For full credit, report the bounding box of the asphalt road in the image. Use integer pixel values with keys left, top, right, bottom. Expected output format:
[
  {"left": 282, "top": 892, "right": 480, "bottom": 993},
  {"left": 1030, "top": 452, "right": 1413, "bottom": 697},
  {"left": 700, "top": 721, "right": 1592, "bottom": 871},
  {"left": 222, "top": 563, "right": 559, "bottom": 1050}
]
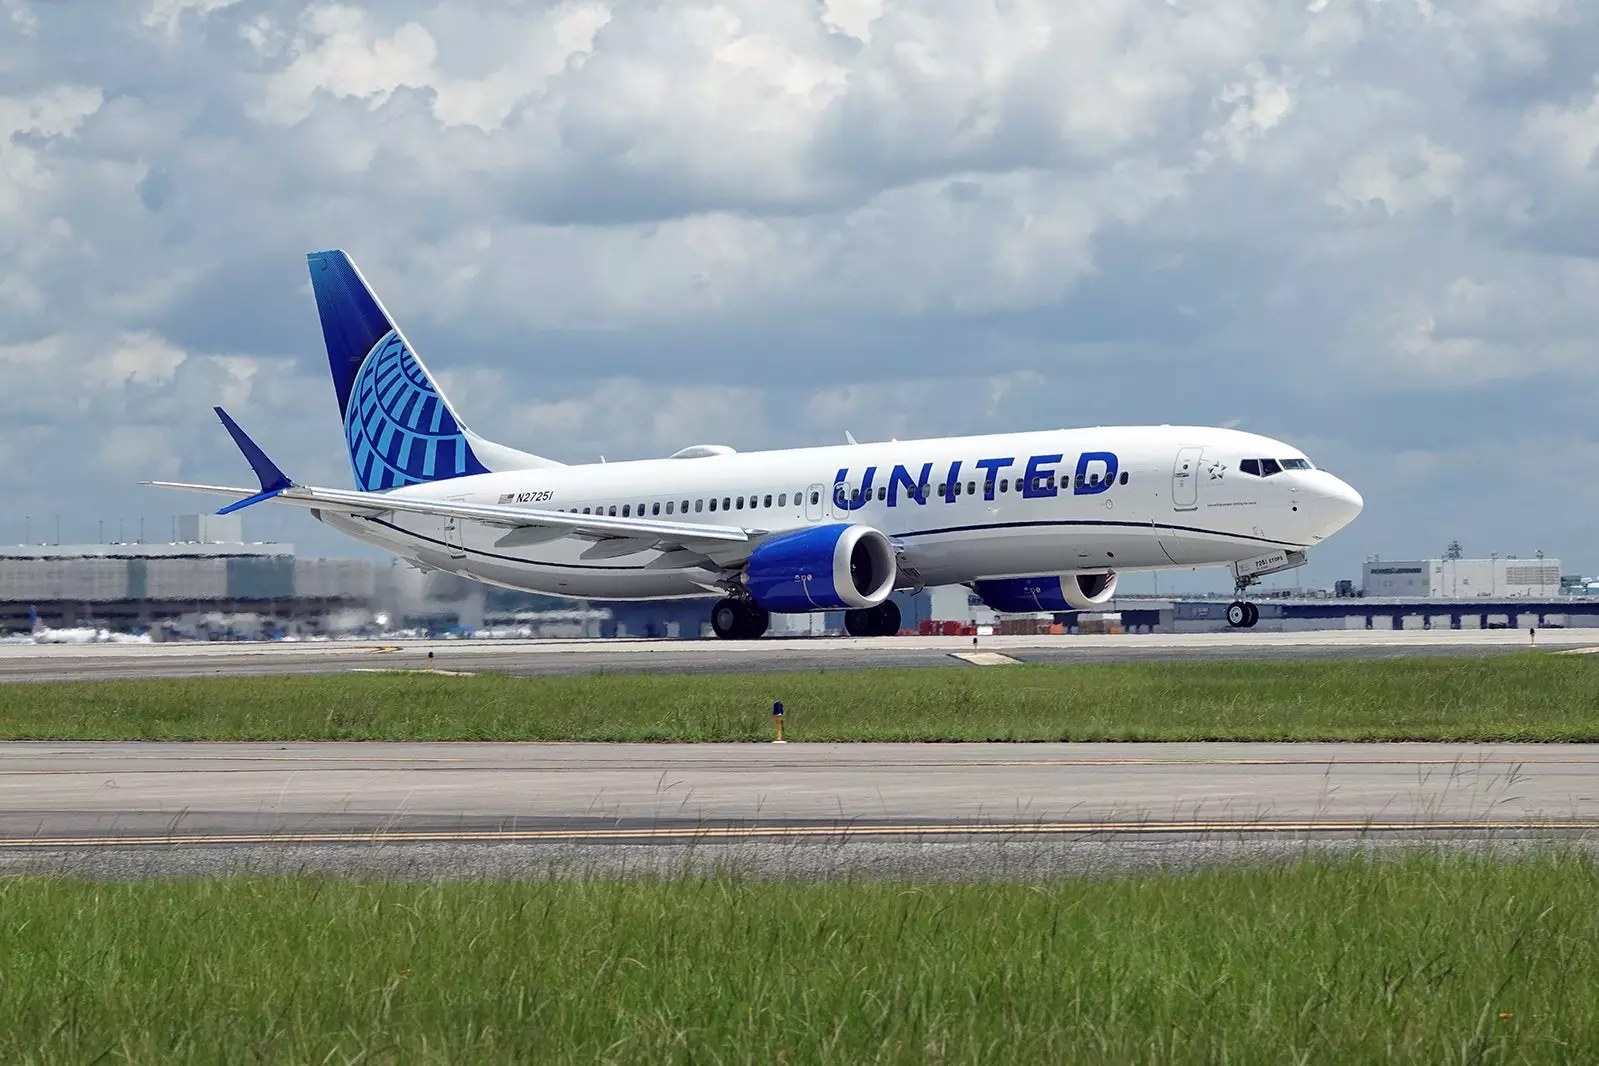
[{"left": 0, "top": 627, "right": 1587, "bottom": 682}]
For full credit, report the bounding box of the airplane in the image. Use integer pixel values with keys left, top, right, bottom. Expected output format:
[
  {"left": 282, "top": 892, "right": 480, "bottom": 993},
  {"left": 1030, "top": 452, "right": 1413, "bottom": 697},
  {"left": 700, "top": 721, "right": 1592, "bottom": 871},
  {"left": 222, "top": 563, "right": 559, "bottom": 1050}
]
[
  {"left": 27, "top": 607, "right": 151, "bottom": 645},
  {"left": 148, "top": 249, "right": 1363, "bottom": 639}
]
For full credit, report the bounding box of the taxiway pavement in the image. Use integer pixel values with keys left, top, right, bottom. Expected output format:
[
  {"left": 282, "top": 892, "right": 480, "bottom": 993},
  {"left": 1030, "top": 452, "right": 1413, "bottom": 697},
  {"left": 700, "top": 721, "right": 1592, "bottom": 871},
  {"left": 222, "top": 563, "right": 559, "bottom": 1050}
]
[{"left": 0, "top": 627, "right": 1586, "bottom": 682}]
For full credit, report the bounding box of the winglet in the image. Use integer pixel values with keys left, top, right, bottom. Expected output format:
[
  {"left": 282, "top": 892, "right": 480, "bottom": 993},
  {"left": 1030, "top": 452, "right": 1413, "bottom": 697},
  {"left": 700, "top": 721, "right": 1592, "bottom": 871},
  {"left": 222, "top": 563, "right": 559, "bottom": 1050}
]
[{"left": 214, "top": 406, "right": 293, "bottom": 514}]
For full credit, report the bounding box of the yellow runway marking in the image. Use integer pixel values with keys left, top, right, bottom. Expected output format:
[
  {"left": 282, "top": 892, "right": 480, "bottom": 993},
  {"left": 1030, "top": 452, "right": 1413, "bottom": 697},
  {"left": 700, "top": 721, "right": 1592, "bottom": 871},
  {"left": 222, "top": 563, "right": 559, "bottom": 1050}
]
[{"left": 3, "top": 820, "right": 1599, "bottom": 849}]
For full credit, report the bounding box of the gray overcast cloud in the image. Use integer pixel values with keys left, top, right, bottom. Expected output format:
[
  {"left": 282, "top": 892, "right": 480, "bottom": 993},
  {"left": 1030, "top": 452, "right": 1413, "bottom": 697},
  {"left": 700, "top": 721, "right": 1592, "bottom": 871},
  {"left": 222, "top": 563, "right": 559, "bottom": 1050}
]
[{"left": 3, "top": 0, "right": 1597, "bottom": 586}]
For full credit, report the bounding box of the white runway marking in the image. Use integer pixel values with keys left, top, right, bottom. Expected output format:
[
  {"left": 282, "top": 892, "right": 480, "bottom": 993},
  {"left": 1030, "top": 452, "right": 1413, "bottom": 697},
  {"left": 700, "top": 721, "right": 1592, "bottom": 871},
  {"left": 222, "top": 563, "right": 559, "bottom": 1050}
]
[{"left": 948, "top": 651, "right": 1021, "bottom": 666}]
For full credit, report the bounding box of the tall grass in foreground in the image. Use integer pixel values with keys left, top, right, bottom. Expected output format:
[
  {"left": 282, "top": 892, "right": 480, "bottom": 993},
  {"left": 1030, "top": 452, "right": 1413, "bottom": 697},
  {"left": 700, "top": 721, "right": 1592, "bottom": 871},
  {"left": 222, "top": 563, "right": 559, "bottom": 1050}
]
[
  {"left": 1, "top": 853, "right": 1597, "bottom": 1063},
  {"left": 3, "top": 653, "right": 1599, "bottom": 741}
]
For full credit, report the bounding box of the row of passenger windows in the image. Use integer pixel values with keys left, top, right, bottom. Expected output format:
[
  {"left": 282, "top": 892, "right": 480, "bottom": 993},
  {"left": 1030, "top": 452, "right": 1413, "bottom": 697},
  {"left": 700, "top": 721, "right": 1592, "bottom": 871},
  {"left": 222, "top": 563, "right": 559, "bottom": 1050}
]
[
  {"left": 1240, "top": 457, "right": 1314, "bottom": 477},
  {"left": 558, "top": 491, "right": 818, "bottom": 518},
  {"left": 553, "top": 470, "right": 1130, "bottom": 518}
]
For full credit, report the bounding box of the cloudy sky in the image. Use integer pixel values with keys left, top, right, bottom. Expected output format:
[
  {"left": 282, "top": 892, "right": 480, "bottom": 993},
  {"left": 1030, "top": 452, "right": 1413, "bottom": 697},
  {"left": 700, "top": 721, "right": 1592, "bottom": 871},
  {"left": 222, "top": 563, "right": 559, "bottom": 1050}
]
[{"left": 3, "top": 0, "right": 1597, "bottom": 588}]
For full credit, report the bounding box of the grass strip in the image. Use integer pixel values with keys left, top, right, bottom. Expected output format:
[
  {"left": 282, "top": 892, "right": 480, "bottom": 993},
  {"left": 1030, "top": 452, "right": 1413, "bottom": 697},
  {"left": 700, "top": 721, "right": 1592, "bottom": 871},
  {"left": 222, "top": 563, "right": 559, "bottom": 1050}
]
[
  {"left": 1, "top": 853, "right": 1596, "bottom": 1063},
  {"left": 1, "top": 654, "right": 1597, "bottom": 741}
]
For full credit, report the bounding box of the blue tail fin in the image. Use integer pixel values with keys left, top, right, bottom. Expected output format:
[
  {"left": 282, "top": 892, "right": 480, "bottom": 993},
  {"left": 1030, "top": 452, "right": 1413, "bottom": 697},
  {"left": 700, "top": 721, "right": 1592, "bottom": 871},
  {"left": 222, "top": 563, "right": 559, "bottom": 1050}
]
[{"left": 307, "top": 250, "right": 493, "bottom": 491}]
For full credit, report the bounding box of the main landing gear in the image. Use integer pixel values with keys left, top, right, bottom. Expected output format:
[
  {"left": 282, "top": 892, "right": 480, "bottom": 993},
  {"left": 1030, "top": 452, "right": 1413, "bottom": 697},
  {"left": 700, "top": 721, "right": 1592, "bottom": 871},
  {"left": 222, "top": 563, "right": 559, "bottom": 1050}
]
[
  {"left": 844, "top": 600, "right": 901, "bottom": 638},
  {"left": 711, "top": 598, "right": 770, "bottom": 640}
]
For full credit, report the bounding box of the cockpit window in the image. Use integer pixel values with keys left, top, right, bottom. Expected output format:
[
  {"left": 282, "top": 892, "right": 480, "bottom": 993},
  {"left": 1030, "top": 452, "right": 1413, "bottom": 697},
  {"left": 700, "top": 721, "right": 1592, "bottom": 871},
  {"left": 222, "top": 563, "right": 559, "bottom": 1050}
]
[
  {"left": 1280, "top": 458, "right": 1312, "bottom": 470},
  {"left": 1240, "top": 459, "right": 1261, "bottom": 476},
  {"left": 1259, "top": 459, "right": 1282, "bottom": 476}
]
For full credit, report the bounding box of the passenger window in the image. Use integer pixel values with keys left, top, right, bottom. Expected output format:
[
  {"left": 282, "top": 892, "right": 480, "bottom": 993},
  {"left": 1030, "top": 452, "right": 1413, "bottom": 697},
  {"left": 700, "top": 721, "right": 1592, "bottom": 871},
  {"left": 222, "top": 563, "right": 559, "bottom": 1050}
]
[
  {"left": 695, "top": 500, "right": 703, "bottom": 512},
  {"left": 736, "top": 496, "right": 744, "bottom": 510},
  {"left": 810, "top": 490, "right": 820, "bottom": 505},
  {"left": 709, "top": 498, "right": 718, "bottom": 512},
  {"left": 1089, "top": 474, "right": 1100, "bottom": 486},
  {"left": 723, "top": 497, "right": 731, "bottom": 510},
  {"left": 665, "top": 501, "right": 674, "bottom": 514},
  {"left": 984, "top": 480, "right": 993, "bottom": 495},
  {"left": 764, "top": 494, "right": 772, "bottom": 507},
  {"left": 968, "top": 481, "right": 976, "bottom": 495},
  {"left": 652, "top": 502, "right": 660, "bottom": 516},
  {"left": 1000, "top": 479, "right": 1008, "bottom": 493},
  {"left": 953, "top": 482, "right": 962, "bottom": 496},
  {"left": 1119, "top": 471, "right": 1128, "bottom": 485},
  {"left": 622, "top": 504, "right": 631, "bottom": 517},
  {"left": 778, "top": 493, "right": 786, "bottom": 507},
  {"left": 938, "top": 483, "right": 947, "bottom": 496},
  {"left": 582, "top": 507, "right": 591, "bottom": 514},
  {"left": 877, "top": 486, "right": 887, "bottom": 501}
]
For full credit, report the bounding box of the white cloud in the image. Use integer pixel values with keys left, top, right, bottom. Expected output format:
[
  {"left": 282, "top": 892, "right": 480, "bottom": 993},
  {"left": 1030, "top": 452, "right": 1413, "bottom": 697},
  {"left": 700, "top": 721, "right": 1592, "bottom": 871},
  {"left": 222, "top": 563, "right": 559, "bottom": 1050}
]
[
  {"left": 142, "top": 0, "right": 242, "bottom": 34},
  {"left": 88, "top": 331, "right": 188, "bottom": 388},
  {"left": 1330, "top": 136, "right": 1465, "bottom": 214},
  {"left": 1522, "top": 79, "right": 1599, "bottom": 173}
]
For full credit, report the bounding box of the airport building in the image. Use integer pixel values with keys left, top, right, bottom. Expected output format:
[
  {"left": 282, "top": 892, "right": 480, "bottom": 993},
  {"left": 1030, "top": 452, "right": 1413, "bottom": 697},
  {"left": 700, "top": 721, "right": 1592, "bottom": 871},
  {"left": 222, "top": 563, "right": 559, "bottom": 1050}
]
[
  {"left": 5, "top": 515, "right": 1597, "bottom": 638},
  {"left": 0, "top": 514, "right": 376, "bottom": 634},
  {"left": 1362, "top": 556, "right": 1562, "bottom": 599}
]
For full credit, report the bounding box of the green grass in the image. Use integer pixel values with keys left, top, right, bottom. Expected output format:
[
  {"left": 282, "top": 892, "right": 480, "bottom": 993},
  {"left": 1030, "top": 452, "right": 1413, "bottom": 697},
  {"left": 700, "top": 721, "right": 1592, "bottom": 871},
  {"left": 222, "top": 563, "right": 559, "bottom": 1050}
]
[
  {"left": 2, "top": 654, "right": 1598, "bottom": 741},
  {"left": 2, "top": 854, "right": 1597, "bottom": 1063}
]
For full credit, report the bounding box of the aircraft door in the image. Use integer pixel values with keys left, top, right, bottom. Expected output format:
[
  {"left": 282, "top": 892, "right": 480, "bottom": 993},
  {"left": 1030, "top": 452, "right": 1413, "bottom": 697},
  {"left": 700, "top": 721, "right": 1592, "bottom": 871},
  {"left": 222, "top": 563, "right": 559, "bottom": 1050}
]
[
  {"left": 804, "top": 483, "right": 826, "bottom": 522},
  {"left": 1171, "top": 446, "right": 1203, "bottom": 512},
  {"left": 443, "top": 515, "right": 466, "bottom": 559}
]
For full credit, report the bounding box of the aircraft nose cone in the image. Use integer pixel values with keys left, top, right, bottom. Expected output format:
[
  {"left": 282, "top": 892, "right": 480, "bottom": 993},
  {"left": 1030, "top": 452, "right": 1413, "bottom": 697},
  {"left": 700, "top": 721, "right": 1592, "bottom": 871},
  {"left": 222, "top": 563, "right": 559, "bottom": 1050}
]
[{"left": 1309, "top": 474, "right": 1363, "bottom": 538}]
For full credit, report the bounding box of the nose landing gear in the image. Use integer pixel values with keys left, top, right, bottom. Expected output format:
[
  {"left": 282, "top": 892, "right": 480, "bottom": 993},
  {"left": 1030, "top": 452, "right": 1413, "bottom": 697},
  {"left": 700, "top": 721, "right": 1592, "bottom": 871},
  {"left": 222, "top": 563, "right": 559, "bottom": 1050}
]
[{"left": 1227, "top": 573, "right": 1260, "bottom": 629}]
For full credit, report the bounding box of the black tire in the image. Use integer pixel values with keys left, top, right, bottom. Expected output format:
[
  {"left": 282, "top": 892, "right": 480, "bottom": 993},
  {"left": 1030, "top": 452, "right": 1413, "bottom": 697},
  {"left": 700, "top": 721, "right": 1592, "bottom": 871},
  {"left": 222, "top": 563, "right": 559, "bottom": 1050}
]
[
  {"left": 1226, "top": 601, "right": 1249, "bottom": 628},
  {"left": 741, "top": 605, "right": 771, "bottom": 640},
  {"left": 1243, "top": 602, "right": 1260, "bottom": 628},
  {"left": 873, "top": 599, "right": 901, "bottom": 636},
  {"left": 711, "top": 599, "right": 742, "bottom": 640},
  {"left": 843, "top": 608, "right": 872, "bottom": 637}
]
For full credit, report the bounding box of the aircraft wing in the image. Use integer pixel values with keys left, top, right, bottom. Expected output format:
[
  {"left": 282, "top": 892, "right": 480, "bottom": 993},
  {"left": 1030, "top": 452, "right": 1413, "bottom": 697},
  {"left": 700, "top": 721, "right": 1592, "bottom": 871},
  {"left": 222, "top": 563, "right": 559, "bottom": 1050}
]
[
  {"left": 144, "top": 406, "right": 754, "bottom": 555},
  {"left": 145, "top": 480, "right": 753, "bottom": 548}
]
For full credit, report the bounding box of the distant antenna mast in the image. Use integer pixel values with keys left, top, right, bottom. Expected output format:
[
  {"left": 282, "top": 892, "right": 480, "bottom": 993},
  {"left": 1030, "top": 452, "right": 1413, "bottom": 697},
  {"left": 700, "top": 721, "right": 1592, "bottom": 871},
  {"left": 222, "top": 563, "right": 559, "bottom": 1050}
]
[{"left": 1444, "top": 540, "right": 1463, "bottom": 560}]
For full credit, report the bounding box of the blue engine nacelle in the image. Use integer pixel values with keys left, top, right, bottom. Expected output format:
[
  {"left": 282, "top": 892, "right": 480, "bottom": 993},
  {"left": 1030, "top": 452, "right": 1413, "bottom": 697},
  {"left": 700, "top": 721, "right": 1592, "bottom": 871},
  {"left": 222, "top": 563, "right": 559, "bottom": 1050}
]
[
  {"left": 743, "top": 524, "right": 898, "bottom": 612},
  {"left": 971, "top": 572, "right": 1119, "bottom": 613}
]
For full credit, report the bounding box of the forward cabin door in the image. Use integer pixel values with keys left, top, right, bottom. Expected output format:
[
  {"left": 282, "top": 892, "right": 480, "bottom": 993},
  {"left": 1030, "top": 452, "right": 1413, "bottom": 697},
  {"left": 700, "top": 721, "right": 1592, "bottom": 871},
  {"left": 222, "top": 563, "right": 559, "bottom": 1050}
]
[{"left": 1170, "top": 446, "right": 1203, "bottom": 512}]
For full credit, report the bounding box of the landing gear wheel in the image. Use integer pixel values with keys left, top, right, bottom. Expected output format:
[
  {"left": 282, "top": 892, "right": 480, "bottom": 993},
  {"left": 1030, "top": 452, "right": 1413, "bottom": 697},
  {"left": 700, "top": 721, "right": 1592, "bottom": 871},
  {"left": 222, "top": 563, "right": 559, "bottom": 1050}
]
[
  {"left": 741, "top": 604, "right": 770, "bottom": 639},
  {"left": 1226, "top": 601, "right": 1251, "bottom": 629},
  {"left": 1244, "top": 602, "right": 1259, "bottom": 628},
  {"left": 711, "top": 599, "right": 770, "bottom": 640},
  {"left": 844, "top": 600, "right": 901, "bottom": 637}
]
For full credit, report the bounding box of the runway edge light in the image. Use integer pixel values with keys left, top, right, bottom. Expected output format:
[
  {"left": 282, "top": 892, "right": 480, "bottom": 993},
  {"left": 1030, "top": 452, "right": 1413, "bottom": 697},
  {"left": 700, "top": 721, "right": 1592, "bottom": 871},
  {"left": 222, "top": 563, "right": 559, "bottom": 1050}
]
[{"left": 772, "top": 701, "right": 785, "bottom": 744}]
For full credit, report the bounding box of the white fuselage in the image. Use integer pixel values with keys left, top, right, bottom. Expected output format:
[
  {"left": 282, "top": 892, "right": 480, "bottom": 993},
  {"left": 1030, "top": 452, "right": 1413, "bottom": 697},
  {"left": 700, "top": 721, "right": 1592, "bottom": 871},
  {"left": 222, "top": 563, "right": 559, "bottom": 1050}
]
[{"left": 317, "top": 425, "right": 1363, "bottom": 601}]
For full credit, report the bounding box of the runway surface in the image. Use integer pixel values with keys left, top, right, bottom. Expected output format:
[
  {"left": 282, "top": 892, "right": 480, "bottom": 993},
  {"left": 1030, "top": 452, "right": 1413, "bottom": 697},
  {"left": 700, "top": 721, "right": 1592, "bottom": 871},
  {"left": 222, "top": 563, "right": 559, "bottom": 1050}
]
[
  {"left": 4, "top": 741, "right": 1596, "bottom": 843},
  {"left": 5, "top": 739, "right": 1594, "bottom": 877},
  {"left": 0, "top": 627, "right": 1588, "bottom": 682}
]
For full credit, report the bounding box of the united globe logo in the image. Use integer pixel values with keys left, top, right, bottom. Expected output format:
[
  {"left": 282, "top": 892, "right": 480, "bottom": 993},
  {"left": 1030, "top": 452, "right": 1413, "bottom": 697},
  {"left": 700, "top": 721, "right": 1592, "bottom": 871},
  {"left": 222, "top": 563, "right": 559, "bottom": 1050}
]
[{"left": 343, "top": 330, "right": 485, "bottom": 490}]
